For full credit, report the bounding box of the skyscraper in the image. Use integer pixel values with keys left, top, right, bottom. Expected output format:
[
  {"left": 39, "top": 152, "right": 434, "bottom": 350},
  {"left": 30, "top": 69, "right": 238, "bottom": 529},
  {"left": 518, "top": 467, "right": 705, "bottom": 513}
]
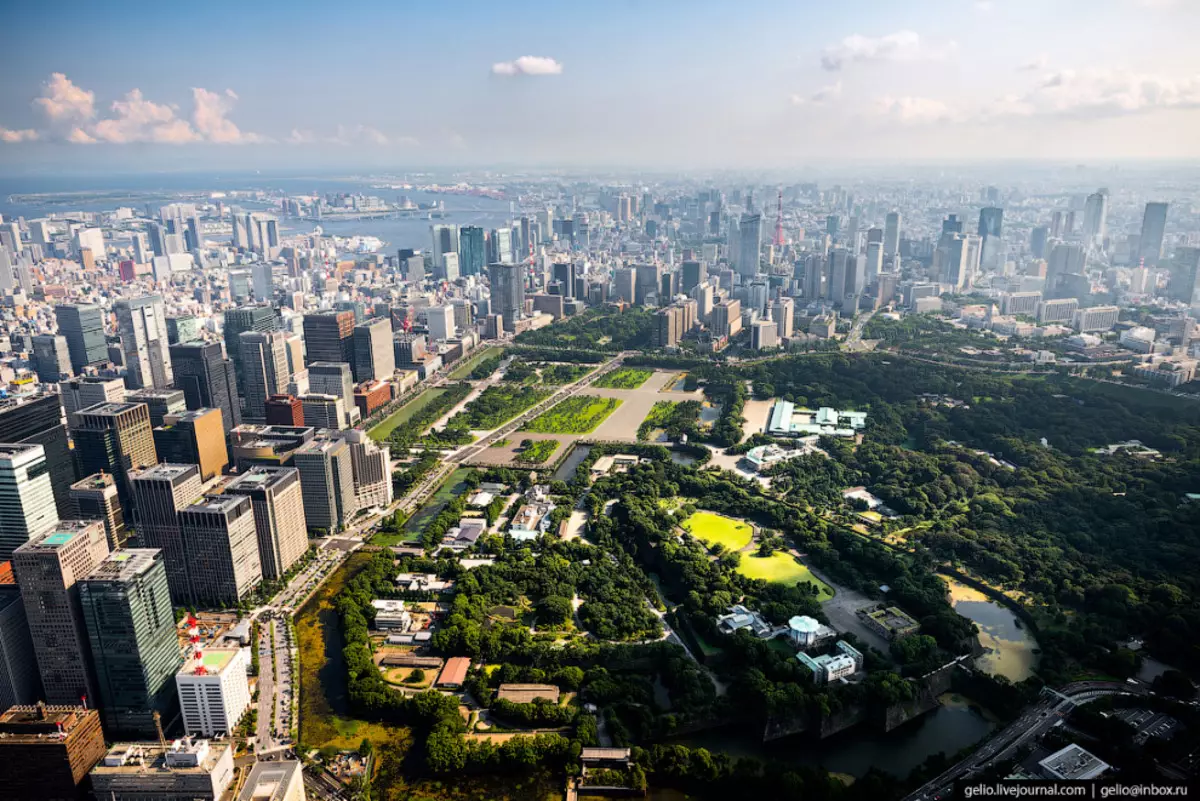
[
  {"left": 737, "top": 213, "right": 762, "bottom": 278},
  {"left": 0, "top": 444, "right": 59, "bottom": 561},
  {"left": 79, "top": 549, "right": 184, "bottom": 737},
  {"left": 883, "top": 212, "right": 901, "bottom": 258},
  {"left": 0, "top": 587, "right": 40, "bottom": 711},
  {"left": 1083, "top": 189, "right": 1109, "bottom": 245},
  {"left": 114, "top": 295, "right": 173, "bottom": 390},
  {"left": 179, "top": 494, "right": 263, "bottom": 607},
  {"left": 459, "top": 225, "right": 486, "bottom": 276},
  {"left": 303, "top": 311, "right": 356, "bottom": 365},
  {"left": 54, "top": 304, "right": 108, "bottom": 372},
  {"left": 1139, "top": 202, "right": 1169, "bottom": 266},
  {"left": 978, "top": 207, "right": 1003, "bottom": 239},
  {"left": 129, "top": 464, "right": 202, "bottom": 605},
  {"left": 680, "top": 260, "right": 706, "bottom": 294},
  {"left": 488, "top": 262, "right": 524, "bottom": 333},
  {"left": 225, "top": 466, "right": 308, "bottom": 581},
  {"left": 69, "top": 473, "right": 127, "bottom": 551},
  {"left": 170, "top": 341, "right": 240, "bottom": 434},
  {"left": 353, "top": 318, "right": 395, "bottom": 382},
  {"left": 431, "top": 224, "right": 459, "bottom": 269},
  {"left": 223, "top": 305, "right": 277, "bottom": 389},
  {"left": 127, "top": 387, "right": 187, "bottom": 428},
  {"left": 0, "top": 705, "right": 107, "bottom": 801},
  {"left": 74, "top": 402, "right": 158, "bottom": 511},
  {"left": 13, "top": 520, "right": 111, "bottom": 705},
  {"left": 0, "top": 393, "right": 75, "bottom": 517},
  {"left": 293, "top": 437, "right": 355, "bottom": 532},
  {"left": 30, "top": 335, "right": 73, "bottom": 383},
  {"left": 239, "top": 330, "right": 291, "bottom": 421},
  {"left": 343, "top": 430, "right": 393, "bottom": 511},
  {"left": 153, "top": 408, "right": 228, "bottom": 481},
  {"left": 1030, "top": 226, "right": 1049, "bottom": 260}
]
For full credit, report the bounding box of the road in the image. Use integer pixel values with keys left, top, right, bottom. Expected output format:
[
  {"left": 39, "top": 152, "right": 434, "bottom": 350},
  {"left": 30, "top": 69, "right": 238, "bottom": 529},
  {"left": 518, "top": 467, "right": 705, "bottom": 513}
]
[
  {"left": 904, "top": 681, "right": 1149, "bottom": 801},
  {"left": 841, "top": 308, "right": 878, "bottom": 352}
]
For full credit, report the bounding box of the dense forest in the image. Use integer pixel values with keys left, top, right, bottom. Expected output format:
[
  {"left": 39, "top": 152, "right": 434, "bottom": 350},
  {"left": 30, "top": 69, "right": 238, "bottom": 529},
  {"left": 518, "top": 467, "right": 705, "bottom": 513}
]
[{"left": 513, "top": 306, "right": 657, "bottom": 351}]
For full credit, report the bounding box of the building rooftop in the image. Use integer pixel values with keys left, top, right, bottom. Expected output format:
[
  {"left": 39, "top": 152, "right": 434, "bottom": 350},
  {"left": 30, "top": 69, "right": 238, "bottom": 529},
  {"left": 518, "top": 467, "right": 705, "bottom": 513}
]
[
  {"left": 84, "top": 549, "right": 159, "bottom": 583},
  {"left": 18, "top": 521, "right": 101, "bottom": 552},
  {"left": 437, "top": 656, "right": 470, "bottom": 686},
  {"left": 0, "top": 705, "right": 98, "bottom": 740},
  {"left": 1038, "top": 743, "right": 1111, "bottom": 781},
  {"left": 238, "top": 760, "right": 302, "bottom": 801},
  {"left": 162, "top": 408, "right": 220, "bottom": 425},
  {"left": 178, "top": 648, "right": 238, "bottom": 677},
  {"left": 133, "top": 463, "right": 200, "bottom": 482},
  {"left": 225, "top": 466, "right": 299, "bottom": 492},
  {"left": 128, "top": 388, "right": 186, "bottom": 400},
  {"left": 0, "top": 442, "right": 45, "bottom": 460},
  {"left": 182, "top": 494, "right": 249, "bottom": 516},
  {"left": 94, "top": 738, "right": 229, "bottom": 774},
  {"left": 70, "top": 472, "right": 117, "bottom": 492},
  {"left": 78, "top": 401, "right": 144, "bottom": 417}
]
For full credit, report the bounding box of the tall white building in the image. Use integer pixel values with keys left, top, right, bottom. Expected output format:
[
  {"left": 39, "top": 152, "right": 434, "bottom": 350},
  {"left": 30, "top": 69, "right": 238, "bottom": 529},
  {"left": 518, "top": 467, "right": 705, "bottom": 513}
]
[
  {"left": 115, "top": 295, "right": 174, "bottom": 390},
  {"left": 176, "top": 648, "right": 251, "bottom": 737},
  {"left": 426, "top": 305, "right": 456, "bottom": 342},
  {"left": 1083, "top": 189, "right": 1109, "bottom": 246},
  {"left": 0, "top": 444, "right": 59, "bottom": 561},
  {"left": 883, "top": 212, "right": 901, "bottom": 258},
  {"left": 344, "top": 430, "right": 393, "bottom": 511}
]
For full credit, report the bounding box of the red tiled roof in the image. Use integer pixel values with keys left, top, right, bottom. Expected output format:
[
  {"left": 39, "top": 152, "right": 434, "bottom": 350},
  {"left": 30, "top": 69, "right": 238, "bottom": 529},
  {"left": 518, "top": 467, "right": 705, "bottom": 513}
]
[{"left": 436, "top": 656, "right": 470, "bottom": 686}]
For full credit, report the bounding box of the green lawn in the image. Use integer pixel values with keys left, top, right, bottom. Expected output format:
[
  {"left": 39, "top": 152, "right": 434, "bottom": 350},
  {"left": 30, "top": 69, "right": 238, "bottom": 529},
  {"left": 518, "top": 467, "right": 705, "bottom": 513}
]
[
  {"left": 521, "top": 396, "right": 622, "bottom": 434},
  {"left": 593, "top": 367, "right": 653, "bottom": 389},
  {"left": 680, "top": 511, "right": 753, "bottom": 551},
  {"left": 449, "top": 346, "right": 503, "bottom": 380},
  {"left": 368, "top": 388, "right": 446, "bottom": 441},
  {"left": 515, "top": 439, "right": 560, "bottom": 464},
  {"left": 735, "top": 553, "right": 835, "bottom": 600}
]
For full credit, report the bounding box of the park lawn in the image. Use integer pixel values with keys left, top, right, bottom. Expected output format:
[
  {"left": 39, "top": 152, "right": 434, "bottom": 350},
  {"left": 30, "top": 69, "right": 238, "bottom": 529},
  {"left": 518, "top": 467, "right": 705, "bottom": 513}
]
[
  {"left": 448, "top": 346, "right": 502, "bottom": 380},
  {"left": 681, "top": 511, "right": 753, "bottom": 551},
  {"left": 522, "top": 396, "right": 622, "bottom": 434},
  {"left": 368, "top": 388, "right": 447, "bottom": 441},
  {"left": 593, "top": 367, "right": 652, "bottom": 389},
  {"left": 515, "top": 439, "right": 560, "bottom": 464},
  {"left": 735, "top": 552, "right": 835, "bottom": 600}
]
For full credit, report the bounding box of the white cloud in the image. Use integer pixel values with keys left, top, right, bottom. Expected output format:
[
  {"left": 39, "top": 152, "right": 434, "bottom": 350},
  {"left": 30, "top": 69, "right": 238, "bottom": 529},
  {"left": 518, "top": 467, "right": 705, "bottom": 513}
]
[
  {"left": 33, "top": 73, "right": 95, "bottom": 124},
  {"left": 1019, "top": 54, "right": 1049, "bottom": 72},
  {"left": 821, "top": 30, "right": 957, "bottom": 71},
  {"left": 67, "top": 127, "right": 97, "bottom": 144},
  {"left": 874, "top": 96, "right": 959, "bottom": 124},
  {"left": 286, "top": 128, "right": 317, "bottom": 144},
  {"left": 791, "top": 81, "right": 843, "bottom": 105},
  {"left": 1014, "top": 69, "right": 1200, "bottom": 117},
  {"left": 90, "top": 89, "right": 199, "bottom": 144},
  {"left": 0, "top": 128, "right": 39, "bottom": 143},
  {"left": 332, "top": 124, "right": 390, "bottom": 146},
  {"left": 192, "top": 88, "right": 266, "bottom": 143},
  {"left": 492, "top": 56, "right": 563, "bottom": 76}
]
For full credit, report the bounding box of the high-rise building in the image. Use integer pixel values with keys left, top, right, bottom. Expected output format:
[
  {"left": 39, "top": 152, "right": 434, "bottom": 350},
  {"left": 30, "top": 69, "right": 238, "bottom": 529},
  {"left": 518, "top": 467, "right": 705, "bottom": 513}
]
[
  {"left": 74, "top": 402, "right": 157, "bottom": 511},
  {"left": 737, "top": 213, "right": 762, "bottom": 278},
  {"left": 90, "top": 738, "right": 235, "bottom": 801},
  {"left": 634, "top": 263, "right": 661, "bottom": 306},
  {"left": 711, "top": 299, "right": 742, "bottom": 340},
  {"left": 751, "top": 318, "right": 779, "bottom": 350},
  {"left": 0, "top": 582, "right": 40, "bottom": 711},
  {"left": 69, "top": 473, "right": 127, "bottom": 551},
  {"left": 129, "top": 464, "right": 203, "bottom": 604},
  {"left": 31, "top": 335, "right": 73, "bottom": 382},
  {"left": 1083, "top": 189, "right": 1109, "bottom": 245},
  {"left": 302, "top": 311, "right": 355, "bottom": 365},
  {"left": 308, "top": 362, "right": 354, "bottom": 414},
  {"left": 773, "top": 297, "right": 795, "bottom": 339},
  {"left": 223, "top": 306, "right": 277, "bottom": 389},
  {"left": 293, "top": 437, "right": 355, "bottom": 532},
  {"left": 0, "top": 443, "right": 59, "bottom": 561},
  {"left": 299, "top": 394, "right": 346, "bottom": 431},
  {"left": 179, "top": 494, "right": 262, "bottom": 607},
  {"left": 166, "top": 315, "right": 201, "bottom": 346},
  {"left": 353, "top": 318, "right": 395, "bottom": 382},
  {"left": 459, "top": 225, "right": 486, "bottom": 277},
  {"left": 680, "top": 260, "right": 706, "bottom": 294},
  {"left": 978, "top": 207, "right": 1003, "bottom": 239},
  {"left": 225, "top": 466, "right": 308, "bottom": 581},
  {"left": 127, "top": 388, "right": 187, "bottom": 428},
  {"left": 239, "top": 331, "right": 291, "bottom": 421},
  {"left": 114, "top": 295, "right": 173, "bottom": 390},
  {"left": 264, "top": 394, "right": 304, "bottom": 427},
  {"left": 170, "top": 342, "right": 240, "bottom": 435},
  {"left": 883, "top": 212, "right": 901, "bottom": 258},
  {"left": 0, "top": 393, "right": 75, "bottom": 517},
  {"left": 829, "top": 249, "right": 855, "bottom": 303},
  {"left": 426, "top": 304, "right": 456, "bottom": 342},
  {"left": 79, "top": 549, "right": 184, "bottom": 737},
  {"left": 1030, "top": 226, "right": 1049, "bottom": 260},
  {"left": 488, "top": 263, "right": 524, "bottom": 333},
  {"left": 431, "top": 223, "right": 459, "bottom": 270},
  {"left": 655, "top": 306, "right": 683, "bottom": 348},
  {"left": 613, "top": 266, "right": 635, "bottom": 303},
  {"left": 153, "top": 408, "right": 228, "bottom": 481},
  {"left": 1047, "top": 242, "right": 1087, "bottom": 296},
  {"left": 54, "top": 304, "right": 108, "bottom": 372},
  {"left": 0, "top": 705, "right": 107, "bottom": 801},
  {"left": 176, "top": 648, "right": 251, "bottom": 738},
  {"left": 1139, "top": 202, "right": 1169, "bottom": 266},
  {"left": 13, "top": 520, "right": 110, "bottom": 705},
  {"left": 60, "top": 376, "right": 126, "bottom": 430},
  {"left": 343, "top": 430, "right": 392, "bottom": 512}
]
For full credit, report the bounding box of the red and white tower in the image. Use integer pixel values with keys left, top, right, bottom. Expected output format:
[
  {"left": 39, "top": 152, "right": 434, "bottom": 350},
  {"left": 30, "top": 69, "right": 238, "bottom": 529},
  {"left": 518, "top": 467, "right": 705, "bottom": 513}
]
[{"left": 773, "top": 188, "right": 785, "bottom": 247}]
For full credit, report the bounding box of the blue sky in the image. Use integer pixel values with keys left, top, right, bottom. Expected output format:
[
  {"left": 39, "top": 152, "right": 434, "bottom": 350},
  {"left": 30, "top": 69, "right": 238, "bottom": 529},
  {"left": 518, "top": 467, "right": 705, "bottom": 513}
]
[{"left": 2, "top": 0, "right": 1198, "bottom": 172}]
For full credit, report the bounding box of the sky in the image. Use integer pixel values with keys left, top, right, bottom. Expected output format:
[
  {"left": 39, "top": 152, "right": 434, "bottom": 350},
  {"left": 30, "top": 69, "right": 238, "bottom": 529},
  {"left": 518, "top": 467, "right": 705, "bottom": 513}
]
[{"left": 1, "top": 0, "right": 1199, "bottom": 173}]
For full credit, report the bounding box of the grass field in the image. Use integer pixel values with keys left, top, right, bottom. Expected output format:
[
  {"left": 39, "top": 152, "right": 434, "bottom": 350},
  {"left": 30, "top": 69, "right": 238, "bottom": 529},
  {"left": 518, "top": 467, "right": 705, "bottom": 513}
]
[
  {"left": 368, "top": 388, "right": 447, "bottom": 441},
  {"left": 515, "top": 438, "right": 560, "bottom": 464},
  {"left": 735, "top": 552, "right": 835, "bottom": 600},
  {"left": 680, "top": 511, "right": 753, "bottom": 550},
  {"left": 448, "top": 346, "right": 503, "bottom": 380},
  {"left": 593, "top": 367, "right": 653, "bottom": 389},
  {"left": 521, "top": 395, "right": 622, "bottom": 434}
]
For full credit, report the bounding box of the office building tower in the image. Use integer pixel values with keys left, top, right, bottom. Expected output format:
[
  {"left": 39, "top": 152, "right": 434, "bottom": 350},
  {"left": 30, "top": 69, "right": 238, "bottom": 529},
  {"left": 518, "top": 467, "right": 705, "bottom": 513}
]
[
  {"left": 883, "top": 212, "right": 901, "bottom": 257},
  {"left": 613, "top": 266, "right": 635, "bottom": 303},
  {"left": 128, "top": 388, "right": 187, "bottom": 428},
  {"left": 0, "top": 393, "right": 75, "bottom": 517},
  {"left": 829, "top": 249, "right": 853, "bottom": 304},
  {"left": 737, "top": 213, "right": 762, "bottom": 278},
  {"left": 222, "top": 306, "right": 277, "bottom": 386},
  {"left": 634, "top": 263, "right": 661, "bottom": 306},
  {"left": 1073, "top": 305, "right": 1121, "bottom": 333},
  {"left": 55, "top": 304, "right": 107, "bottom": 372},
  {"left": 1083, "top": 190, "right": 1109, "bottom": 245},
  {"left": 393, "top": 333, "right": 427, "bottom": 369},
  {"left": 431, "top": 223, "right": 459, "bottom": 270},
  {"left": 1173, "top": 246, "right": 1200, "bottom": 307},
  {"left": 303, "top": 311, "right": 355, "bottom": 364},
  {"left": 154, "top": 409, "right": 228, "bottom": 481},
  {"left": 13, "top": 520, "right": 110, "bottom": 705},
  {"left": 405, "top": 254, "right": 425, "bottom": 284},
  {"left": 239, "top": 331, "right": 291, "bottom": 421},
  {"left": 440, "top": 252, "right": 460, "bottom": 281},
  {"left": 353, "top": 318, "right": 395, "bottom": 382},
  {"left": 309, "top": 361, "right": 354, "bottom": 411},
  {"left": 31, "top": 335, "right": 73, "bottom": 383},
  {"left": 299, "top": 395, "right": 346, "bottom": 431},
  {"left": 978, "top": 207, "right": 1003, "bottom": 239},
  {"left": 1047, "top": 242, "right": 1087, "bottom": 296},
  {"left": 426, "top": 305, "right": 456, "bottom": 342},
  {"left": 0, "top": 582, "right": 40, "bottom": 711},
  {"left": 176, "top": 648, "right": 251, "bottom": 737},
  {"left": 680, "top": 260, "right": 706, "bottom": 294},
  {"left": 90, "top": 738, "right": 235, "bottom": 801},
  {"left": 225, "top": 466, "right": 308, "bottom": 581},
  {"left": 1139, "top": 202, "right": 1169, "bottom": 266},
  {"left": 179, "top": 495, "right": 262, "bottom": 607},
  {"left": 751, "top": 318, "right": 779, "bottom": 350},
  {"left": 459, "top": 226, "right": 486, "bottom": 276},
  {"left": 1001, "top": 291, "right": 1043, "bottom": 317},
  {"left": 864, "top": 241, "right": 883, "bottom": 286},
  {"left": 0, "top": 443, "right": 59, "bottom": 561},
  {"left": 1030, "top": 226, "right": 1049, "bottom": 260},
  {"left": 343, "top": 430, "right": 393, "bottom": 512},
  {"left": 655, "top": 306, "right": 682, "bottom": 348},
  {"left": 69, "top": 473, "right": 127, "bottom": 551},
  {"left": 773, "top": 297, "right": 795, "bottom": 339},
  {"left": 170, "top": 342, "right": 240, "bottom": 434},
  {"left": 166, "top": 315, "right": 201, "bottom": 346},
  {"left": 264, "top": 395, "right": 304, "bottom": 427},
  {"left": 1037, "top": 297, "right": 1080, "bottom": 324},
  {"left": 251, "top": 262, "right": 273, "bottom": 302},
  {"left": 802, "top": 254, "right": 825, "bottom": 300},
  {"left": 114, "top": 295, "right": 173, "bottom": 390},
  {"left": 0, "top": 705, "right": 107, "bottom": 801},
  {"left": 129, "top": 464, "right": 202, "bottom": 605},
  {"left": 293, "top": 437, "right": 355, "bottom": 532},
  {"left": 711, "top": 299, "right": 742, "bottom": 339},
  {"left": 488, "top": 262, "right": 524, "bottom": 333},
  {"left": 79, "top": 549, "right": 184, "bottom": 737},
  {"left": 74, "top": 402, "right": 157, "bottom": 511}
]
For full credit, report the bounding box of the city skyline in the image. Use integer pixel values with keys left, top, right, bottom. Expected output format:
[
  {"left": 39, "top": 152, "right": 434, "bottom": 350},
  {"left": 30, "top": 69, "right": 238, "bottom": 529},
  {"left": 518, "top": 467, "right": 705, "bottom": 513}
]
[{"left": 1, "top": 0, "right": 1199, "bottom": 171}]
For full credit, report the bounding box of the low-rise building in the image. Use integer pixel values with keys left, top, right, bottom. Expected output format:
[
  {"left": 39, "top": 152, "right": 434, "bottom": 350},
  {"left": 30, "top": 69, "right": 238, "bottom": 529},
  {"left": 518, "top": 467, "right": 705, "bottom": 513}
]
[
  {"left": 508, "top": 502, "right": 555, "bottom": 540},
  {"left": 237, "top": 759, "right": 304, "bottom": 801},
  {"left": 590, "top": 454, "right": 644, "bottom": 477},
  {"left": 436, "top": 656, "right": 470, "bottom": 688},
  {"left": 797, "top": 641, "right": 863, "bottom": 684},
  {"left": 767, "top": 401, "right": 866, "bottom": 438},
  {"left": 371, "top": 599, "right": 411, "bottom": 631},
  {"left": 90, "top": 739, "right": 235, "bottom": 801},
  {"left": 1038, "top": 743, "right": 1111, "bottom": 781},
  {"left": 394, "top": 572, "right": 453, "bottom": 593},
  {"left": 496, "top": 683, "right": 561, "bottom": 704},
  {"left": 860, "top": 605, "right": 920, "bottom": 640},
  {"left": 717, "top": 604, "right": 773, "bottom": 638},
  {"left": 0, "top": 704, "right": 107, "bottom": 801},
  {"left": 788, "top": 615, "right": 836, "bottom": 648},
  {"left": 442, "top": 518, "right": 486, "bottom": 550}
]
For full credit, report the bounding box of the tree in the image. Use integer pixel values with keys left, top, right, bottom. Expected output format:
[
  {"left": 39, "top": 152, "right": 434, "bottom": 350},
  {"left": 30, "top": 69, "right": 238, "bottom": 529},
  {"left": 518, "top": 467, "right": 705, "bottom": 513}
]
[
  {"left": 408, "top": 668, "right": 426, "bottom": 683},
  {"left": 538, "top": 595, "right": 573, "bottom": 627}
]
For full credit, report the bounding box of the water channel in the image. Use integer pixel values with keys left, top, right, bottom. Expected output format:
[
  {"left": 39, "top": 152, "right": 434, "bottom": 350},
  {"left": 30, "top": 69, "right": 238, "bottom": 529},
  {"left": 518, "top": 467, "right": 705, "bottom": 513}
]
[{"left": 942, "top": 576, "right": 1040, "bottom": 682}]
